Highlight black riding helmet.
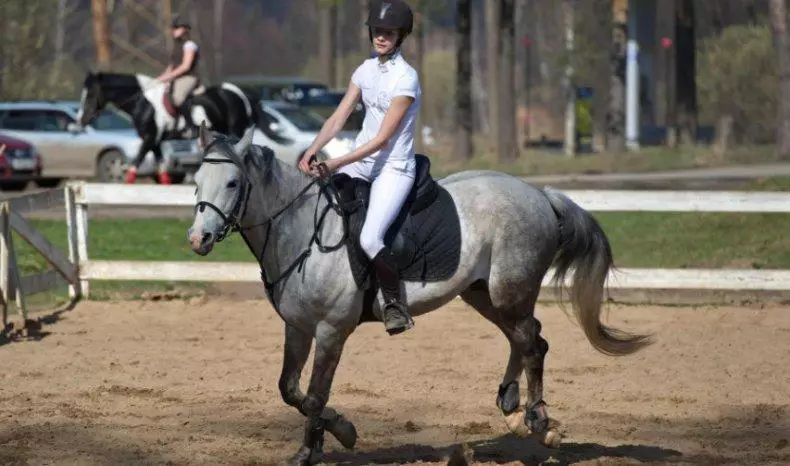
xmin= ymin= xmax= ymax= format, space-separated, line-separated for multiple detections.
xmin=171 ymin=15 xmax=191 ymax=29
xmin=366 ymin=0 xmax=414 ymax=52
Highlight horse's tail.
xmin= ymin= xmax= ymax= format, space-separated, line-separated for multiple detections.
xmin=541 ymin=186 xmax=653 ymax=356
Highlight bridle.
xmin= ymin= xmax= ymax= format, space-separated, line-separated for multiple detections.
xmin=194 ymin=139 xmax=346 ymax=298
xmin=194 ymin=142 xmax=253 ymax=243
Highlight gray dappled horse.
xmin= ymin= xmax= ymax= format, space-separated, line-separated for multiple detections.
xmin=187 ymin=124 xmax=652 ymax=465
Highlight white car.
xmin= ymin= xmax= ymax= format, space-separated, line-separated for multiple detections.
xmin=253 ymin=100 xmax=355 ymax=166
xmin=0 ymin=101 xmax=200 ymax=184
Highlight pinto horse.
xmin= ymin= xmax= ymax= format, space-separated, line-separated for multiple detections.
xmin=76 ymin=71 xmax=289 ymax=181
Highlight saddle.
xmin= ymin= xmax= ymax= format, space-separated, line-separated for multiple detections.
xmin=329 ymin=154 xmax=462 ymax=292
xmin=162 ymin=84 xmax=206 ymax=118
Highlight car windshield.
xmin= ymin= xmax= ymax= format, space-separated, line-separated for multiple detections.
xmin=274 ymin=106 xmax=325 ymax=132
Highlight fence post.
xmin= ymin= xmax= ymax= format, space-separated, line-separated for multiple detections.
xmin=0 ymin=202 xmax=8 ymax=327
xmin=73 ymin=183 xmax=90 ymax=298
xmin=65 ymin=186 xmax=83 ymax=300
xmin=0 ymin=203 xmax=27 ymax=322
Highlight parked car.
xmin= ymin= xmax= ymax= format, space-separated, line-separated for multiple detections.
xmin=253 ymin=100 xmax=355 ymax=166
xmin=58 ymin=100 xmax=203 ymax=183
xmin=224 ymin=75 xmax=330 ymax=103
xmin=0 ymin=133 xmax=43 ymax=191
xmin=0 ymin=101 xmax=200 ymax=184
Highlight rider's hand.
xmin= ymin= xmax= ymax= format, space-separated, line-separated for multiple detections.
xmin=309 ymin=158 xmax=339 ymax=179
xmin=298 ymin=151 xmax=317 ymax=174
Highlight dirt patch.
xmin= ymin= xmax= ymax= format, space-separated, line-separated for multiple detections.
xmin=0 ymin=299 xmax=788 ymax=465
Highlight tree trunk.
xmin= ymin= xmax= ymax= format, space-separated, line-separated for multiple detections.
xmin=162 ymin=0 xmax=172 ymax=56
xmin=415 ymin=6 xmax=427 ymax=152
xmin=485 ymin=0 xmax=501 ymax=151
xmin=498 ymin=0 xmax=518 ymax=162
xmin=471 ymin=5 xmax=488 ymax=134
xmin=587 ymin=0 xmax=610 ymax=153
xmin=319 ymin=4 xmax=337 ymax=86
xmin=360 ymin=0 xmax=369 ymax=56
xmin=562 ymin=0 xmax=576 ymax=157
xmin=53 ymin=0 xmax=67 ymax=84
xmin=454 ymin=0 xmax=474 ymax=160
xmin=770 ymin=0 xmax=790 ymax=159
xmin=213 ymin=0 xmax=225 ymax=81
xmin=91 ymin=0 xmax=112 ymax=70
xmin=655 ymin=0 xmax=677 ymax=147
xmin=607 ymin=0 xmax=627 ymax=152
xmin=675 ymin=0 xmax=697 ymax=145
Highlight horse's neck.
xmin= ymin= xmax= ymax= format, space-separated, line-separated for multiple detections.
xmin=241 ymin=156 xmax=325 ymax=280
xmin=105 ymin=74 xmax=154 ymax=115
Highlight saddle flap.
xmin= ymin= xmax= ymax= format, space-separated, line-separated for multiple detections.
xmin=162 ymin=93 xmax=178 ymax=117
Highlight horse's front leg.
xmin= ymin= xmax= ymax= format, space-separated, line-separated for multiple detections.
xmin=124 ymin=136 xmax=156 ymax=184
xmin=287 ymin=322 xmax=351 ymax=466
xmin=279 ymin=324 xmax=356 ymax=454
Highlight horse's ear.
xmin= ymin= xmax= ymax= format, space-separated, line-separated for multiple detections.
xmin=198 ymin=121 xmax=211 ymax=149
xmin=234 ymin=125 xmax=255 ymax=156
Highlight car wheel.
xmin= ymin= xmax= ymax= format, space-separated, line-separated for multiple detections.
xmin=97 ymin=150 xmax=126 ymax=183
xmin=0 ymin=181 xmax=28 ymax=191
xmin=35 ymin=178 xmax=62 ymax=189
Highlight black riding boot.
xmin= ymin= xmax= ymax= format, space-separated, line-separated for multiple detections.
xmin=179 ymin=100 xmax=197 ymax=139
xmin=372 ymin=248 xmax=414 ymax=335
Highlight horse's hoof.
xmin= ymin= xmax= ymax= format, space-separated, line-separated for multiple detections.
xmin=504 ymin=408 xmax=532 ymax=438
xmin=285 ymin=446 xmax=320 ymax=466
xmin=539 ymin=429 xmax=562 ymax=449
xmin=327 ymin=414 xmax=357 ymax=450
xmin=528 ymin=400 xmax=550 ymax=434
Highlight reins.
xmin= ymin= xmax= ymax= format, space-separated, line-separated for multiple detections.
xmin=196 ymin=141 xmax=347 ymax=299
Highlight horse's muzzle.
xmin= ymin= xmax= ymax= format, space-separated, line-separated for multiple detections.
xmin=188 ymin=229 xmax=214 ymax=255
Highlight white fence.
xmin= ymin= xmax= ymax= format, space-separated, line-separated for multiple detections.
xmin=62 ymin=182 xmax=790 ymax=296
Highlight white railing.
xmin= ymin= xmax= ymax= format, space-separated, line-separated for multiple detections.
xmin=63 ymin=182 xmax=790 ymax=296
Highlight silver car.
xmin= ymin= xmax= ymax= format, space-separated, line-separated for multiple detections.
xmin=0 ymin=101 xmax=200 ymax=184
xmin=253 ymin=100 xmax=355 ymax=166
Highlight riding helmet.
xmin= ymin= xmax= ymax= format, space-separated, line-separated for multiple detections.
xmin=171 ymin=15 xmax=191 ymax=29
xmin=366 ymin=0 xmax=414 ymax=41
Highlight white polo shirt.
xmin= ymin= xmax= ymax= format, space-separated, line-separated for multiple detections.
xmin=350 ymin=51 xmax=421 ymax=171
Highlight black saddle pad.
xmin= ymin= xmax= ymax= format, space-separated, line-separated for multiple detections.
xmin=329 ymin=154 xmax=462 ymax=290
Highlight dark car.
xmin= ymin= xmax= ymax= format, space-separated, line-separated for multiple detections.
xmin=0 ymin=132 xmax=43 ymax=191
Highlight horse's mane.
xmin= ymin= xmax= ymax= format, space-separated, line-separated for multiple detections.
xmin=205 ymin=131 xmax=315 ymax=210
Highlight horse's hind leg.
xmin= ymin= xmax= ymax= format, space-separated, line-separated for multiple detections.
xmin=460 ymin=282 xmax=559 ymax=447
xmin=279 ymin=324 xmax=357 ymax=451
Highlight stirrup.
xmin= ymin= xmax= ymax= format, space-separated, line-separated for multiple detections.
xmin=383 ymin=301 xmax=414 ymax=335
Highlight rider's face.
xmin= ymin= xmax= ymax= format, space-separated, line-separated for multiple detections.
xmin=171 ymin=26 xmax=187 ymax=38
xmin=372 ymin=27 xmax=399 ymax=55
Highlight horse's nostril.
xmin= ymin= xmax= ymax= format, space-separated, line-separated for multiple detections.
xmin=202 ymin=232 xmax=213 ymax=244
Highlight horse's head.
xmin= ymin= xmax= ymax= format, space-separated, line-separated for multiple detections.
xmin=77 ymin=71 xmax=105 ymax=126
xmin=188 ymin=123 xmax=256 ymax=255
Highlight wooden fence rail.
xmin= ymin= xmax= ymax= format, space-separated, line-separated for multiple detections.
xmin=3 ymin=182 xmax=790 ymax=329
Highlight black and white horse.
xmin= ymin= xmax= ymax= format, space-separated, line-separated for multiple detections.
xmin=76 ymin=71 xmax=288 ymax=173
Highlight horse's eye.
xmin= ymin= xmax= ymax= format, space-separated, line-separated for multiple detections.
xmin=227 ymin=180 xmax=238 ymax=189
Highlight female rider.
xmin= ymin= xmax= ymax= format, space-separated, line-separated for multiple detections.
xmin=125 ymin=15 xmax=201 ymax=184
xmin=298 ymin=0 xmax=420 ymax=336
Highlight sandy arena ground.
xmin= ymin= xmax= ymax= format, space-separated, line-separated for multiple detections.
xmin=0 ymin=297 xmax=789 ymax=465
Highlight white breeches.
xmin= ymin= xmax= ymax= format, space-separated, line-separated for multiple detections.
xmin=338 ymin=158 xmax=416 ymax=259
